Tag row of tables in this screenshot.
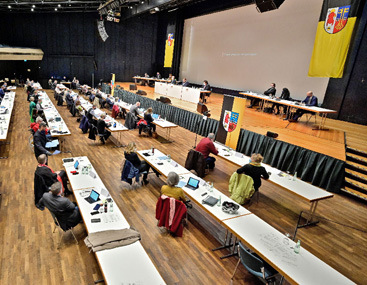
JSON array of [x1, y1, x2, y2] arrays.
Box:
[[0, 90, 16, 159], [136, 147, 352, 284], [240, 91, 337, 130], [38, 91, 71, 152], [154, 82, 210, 104], [63, 156, 166, 285]]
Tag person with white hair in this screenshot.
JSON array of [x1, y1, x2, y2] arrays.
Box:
[[97, 113, 111, 144], [195, 133, 219, 169], [160, 172, 187, 202]]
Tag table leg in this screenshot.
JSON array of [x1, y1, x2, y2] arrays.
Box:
[[220, 236, 238, 259], [60, 138, 72, 153], [212, 230, 234, 251], [298, 201, 320, 228], [160, 128, 174, 144], [312, 113, 329, 131], [112, 131, 126, 148]]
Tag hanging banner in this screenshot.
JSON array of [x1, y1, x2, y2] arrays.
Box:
[[164, 33, 175, 68], [111, 73, 115, 97], [97, 20, 109, 42], [216, 95, 246, 150], [308, 0, 361, 78]]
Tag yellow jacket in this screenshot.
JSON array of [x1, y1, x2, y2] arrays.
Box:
[[229, 172, 255, 204]]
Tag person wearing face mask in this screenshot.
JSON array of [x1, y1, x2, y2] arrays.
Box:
[[33, 122, 52, 162]]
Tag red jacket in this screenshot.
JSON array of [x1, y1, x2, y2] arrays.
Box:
[[156, 196, 187, 237], [195, 137, 218, 159]]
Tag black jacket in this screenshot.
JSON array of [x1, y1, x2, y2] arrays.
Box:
[[264, 87, 276, 96], [33, 130, 49, 158], [237, 164, 269, 191], [97, 119, 110, 134], [185, 149, 206, 178], [144, 113, 154, 127], [124, 152, 142, 168]]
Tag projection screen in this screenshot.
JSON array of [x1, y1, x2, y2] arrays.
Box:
[[180, 0, 329, 101]]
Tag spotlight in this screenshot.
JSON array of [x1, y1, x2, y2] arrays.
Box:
[[31, 8, 34, 11], [8, 5, 11, 8], [55, 8, 58, 11], [32, 4, 35, 7], [58, 4, 61, 7]]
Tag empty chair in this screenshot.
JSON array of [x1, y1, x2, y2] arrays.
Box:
[[231, 243, 278, 284]]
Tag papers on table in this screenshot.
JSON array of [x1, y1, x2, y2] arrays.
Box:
[[52, 150, 61, 155]]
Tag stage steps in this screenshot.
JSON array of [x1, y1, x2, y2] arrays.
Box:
[[342, 147, 367, 202]]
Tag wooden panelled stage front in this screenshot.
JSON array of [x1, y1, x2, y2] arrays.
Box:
[[116, 81, 367, 161]]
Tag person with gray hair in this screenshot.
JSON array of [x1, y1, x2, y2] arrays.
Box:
[[39, 182, 82, 229], [195, 132, 219, 169], [97, 113, 111, 144], [160, 172, 187, 202]]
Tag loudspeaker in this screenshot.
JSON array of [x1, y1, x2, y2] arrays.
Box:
[[129, 84, 137, 91], [136, 90, 147, 95], [157, 96, 171, 104], [266, 131, 278, 139], [255, 0, 285, 13]]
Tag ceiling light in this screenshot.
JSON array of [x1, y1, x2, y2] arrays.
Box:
[[55, 8, 58, 11], [31, 8, 34, 11], [8, 5, 11, 8], [32, 4, 35, 8], [69, 4, 71, 6], [58, 4, 61, 7]]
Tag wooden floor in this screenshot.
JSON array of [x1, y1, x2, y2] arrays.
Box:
[[0, 88, 367, 284], [117, 81, 367, 161]]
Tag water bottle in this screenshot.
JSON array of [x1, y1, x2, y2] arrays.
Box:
[[110, 202, 114, 212], [167, 154, 171, 162], [104, 201, 108, 213], [294, 240, 301, 254], [151, 146, 155, 154], [217, 195, 221, 207], [113, 122, 116, 128], [210, 182, 214, 193], [293, 172, 297, 181]]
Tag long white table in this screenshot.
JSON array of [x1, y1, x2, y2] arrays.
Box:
[[38, 91, 71, 152], [79, 97, 129, 147], [138, 147, 352, 284], [214, 141, 333, 225], [63, 156, 166, 285], [155, 83, 201, 104], [0, 91, 15, 159], [224, 214, 354, 285]]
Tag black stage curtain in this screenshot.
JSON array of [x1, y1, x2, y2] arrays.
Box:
[[108, 85, 345, 193]]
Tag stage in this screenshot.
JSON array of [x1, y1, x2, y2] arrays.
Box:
[[115, 82, 367, 161]]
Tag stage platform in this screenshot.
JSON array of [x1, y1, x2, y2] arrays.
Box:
[[116, 82, 364, 161]]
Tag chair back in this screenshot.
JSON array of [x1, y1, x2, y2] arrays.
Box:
[[34, 172, 49, 205], [185, 149, 206, 178], [238, 243, 264, 278]]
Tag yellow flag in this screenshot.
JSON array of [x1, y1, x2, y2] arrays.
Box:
[[164, 33, 175, 68]]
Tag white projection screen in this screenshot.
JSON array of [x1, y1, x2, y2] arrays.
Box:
[[180, 0, 329, 101]]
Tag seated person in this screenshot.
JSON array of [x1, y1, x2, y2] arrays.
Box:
[[248, 83, 276, 108], [36, 97, 43, 111], [65, 91, 73, 106], [0, 85, 5, 100], [35, 154, 72, 195], [39, 182, 82, 230], [129, 102, 141, 120], [272, 87, 290, 114], [236, 153, 269, 192], [31, 117, 49, 135], [124, 142, 151, 185], [97, 113, 111, 144], [170, 76, 177, 85], [87, 105, 97, 124], [200, 80, 211, 102], [141, 107, 156, 136], [141, 73, 150, 86], [106, 94, 115, 109], [289, 91, 318, 122], [195, 133, 218, 169], [182, 78, 190, 87], [161, 172, 187, 202]]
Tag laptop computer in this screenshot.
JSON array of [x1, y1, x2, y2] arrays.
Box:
[[185, 177, 200, 190], [84, 189, 100, 204]]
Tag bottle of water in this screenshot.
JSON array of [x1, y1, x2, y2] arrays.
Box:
[[110, 202, 114, 212], [293, 172, 297, 181], [294, 240, 301, 254], [167, 154, 171, 162], [217, 195, 221, 207]]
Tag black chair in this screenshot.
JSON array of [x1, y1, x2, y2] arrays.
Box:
[[47, 209, 78, 249], [34, 173, 49, 210]]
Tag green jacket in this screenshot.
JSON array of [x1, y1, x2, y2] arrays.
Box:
[[229, 172, 255, 204], [29, 101, 36, 116]]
